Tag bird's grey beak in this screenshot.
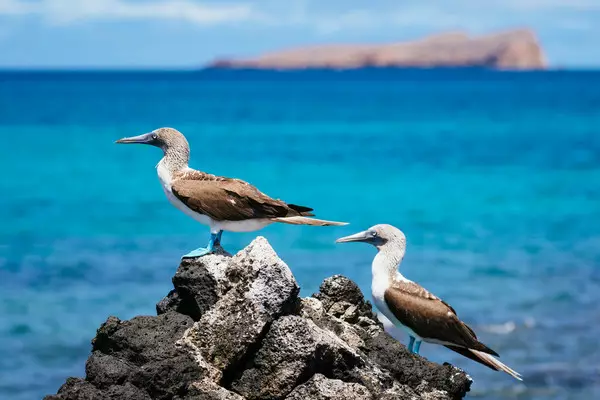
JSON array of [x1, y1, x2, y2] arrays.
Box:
[[115, 132, 154, 145], [336, 230, 371, 244]]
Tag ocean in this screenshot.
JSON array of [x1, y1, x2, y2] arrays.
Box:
[[1, 69, 599, 399]]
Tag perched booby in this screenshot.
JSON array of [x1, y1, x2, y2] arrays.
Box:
[[116, 127, 347, 258], [336, 224, 522, 381]]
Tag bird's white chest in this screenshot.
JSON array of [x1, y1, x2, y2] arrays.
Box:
[[370, 254, 393, 307], [371, 273, 395, 326], [371, 279, 387, 307], [371, 257, 422, 340], [156, 161, 172, 194], [156, 162, 213, 227]]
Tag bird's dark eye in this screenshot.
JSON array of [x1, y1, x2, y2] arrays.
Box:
[[152, 134, 158, 140], [371, 231, 377, 237]]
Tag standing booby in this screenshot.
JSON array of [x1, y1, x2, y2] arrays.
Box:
[[116, 127, 347, 258], [336, 224, 522, 380]]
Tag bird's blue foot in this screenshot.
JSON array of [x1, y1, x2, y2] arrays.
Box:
[[407, 336, 415, 353], [413, 340, 422, 354], [181, 231, 222, 259], [182, 247, 212, 258]]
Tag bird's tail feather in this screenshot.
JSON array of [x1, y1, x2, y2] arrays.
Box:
[[271, 216, 348, 226], [446, 345, 522, 381], [469, 349, 522, 381], [287, 204, 315, 216]]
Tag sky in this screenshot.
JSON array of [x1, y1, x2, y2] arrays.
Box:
[[0, 0, 599, 68]]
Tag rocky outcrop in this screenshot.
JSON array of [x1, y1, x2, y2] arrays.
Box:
[[45, 237, 471, 400], [208, 29, 545, 70]]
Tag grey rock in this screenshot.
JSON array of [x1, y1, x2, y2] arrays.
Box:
[[378, 381, 421, 400], [92, 313, 194, 365], [232, 315, 365, 399], [156, 289, 182, 316], [46, 237, 471, 400], [313, 275, 377, 322], [185, 237, 300, 377], [44, 378, 103, 400], [43, 379, 152, 400], [130, 354, 205, 399], [86, 312, 207, 400], [299, 297, 368, 352], [362, 332, 470, 398], [105, 383, 153, 400], [285, 374, 372, 400], [85, 352, 138, 388], [178, 380, 245, 400], [157, 248, 233, 320]]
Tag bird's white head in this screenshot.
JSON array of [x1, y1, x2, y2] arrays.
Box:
[[336, 224, 406, 251], [116, 127, 188, 152], [115, 127, 190, 171], [336, 224, 408, 278]]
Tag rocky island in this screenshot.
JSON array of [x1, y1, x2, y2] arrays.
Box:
[[45, 237, 472, 400], [208, 29, 545, 70]]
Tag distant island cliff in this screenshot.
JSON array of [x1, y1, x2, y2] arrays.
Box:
[[208, 29, 546, 70]]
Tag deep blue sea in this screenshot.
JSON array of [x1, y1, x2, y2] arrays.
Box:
[[1, 69, 599, 399]]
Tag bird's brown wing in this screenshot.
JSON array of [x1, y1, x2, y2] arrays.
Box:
[[384, 282, 498, 355], [171, 174, 312, 221]]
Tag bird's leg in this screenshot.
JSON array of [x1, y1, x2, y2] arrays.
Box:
[[413, 340, 422, 354], [214, 230, 223, 247], [181, 233, 218, 259], [407, 336, 415, 353]]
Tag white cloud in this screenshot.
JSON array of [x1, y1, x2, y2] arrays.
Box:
[[500, 0, 600, 10], [304, 1, 600, 35], [0, 0, 261, 25], [0, 0, 33, 15], [0, 0, 598, 33]]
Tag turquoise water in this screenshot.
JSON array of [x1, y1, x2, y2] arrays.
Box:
[[1, 69, 599, 399]]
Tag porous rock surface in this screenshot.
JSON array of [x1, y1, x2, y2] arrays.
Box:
[[45, 237, 471, 400]]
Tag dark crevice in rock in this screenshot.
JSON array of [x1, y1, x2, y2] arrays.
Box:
[[220, 319, 275, 390], [156, 289, 182, 316]]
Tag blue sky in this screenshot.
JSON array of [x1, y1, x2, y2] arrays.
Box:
[[0, 0, 599, 68]]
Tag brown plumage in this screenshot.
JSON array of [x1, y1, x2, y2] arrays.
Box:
[[383, 283, 522, 380], [169, 169, 345, 226], [383, 282, 498, 356], [170, 170, 311, 220]]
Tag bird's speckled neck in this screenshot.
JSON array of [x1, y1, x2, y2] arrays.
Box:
[[160, 145, 189, 175]]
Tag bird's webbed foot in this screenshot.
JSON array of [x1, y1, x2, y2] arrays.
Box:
[[181, 247, 213, 259], [181, 231, 222, 259]]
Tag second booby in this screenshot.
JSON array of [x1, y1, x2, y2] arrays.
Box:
[[116, 127, 347, 258], [336, 224, 522, 380]]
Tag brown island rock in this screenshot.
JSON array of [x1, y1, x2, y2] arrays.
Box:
[[208, 29, 545, 70]]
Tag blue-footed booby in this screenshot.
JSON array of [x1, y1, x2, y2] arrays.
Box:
[[116, 127, 347, 258], [336, 224, 522, 381]]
